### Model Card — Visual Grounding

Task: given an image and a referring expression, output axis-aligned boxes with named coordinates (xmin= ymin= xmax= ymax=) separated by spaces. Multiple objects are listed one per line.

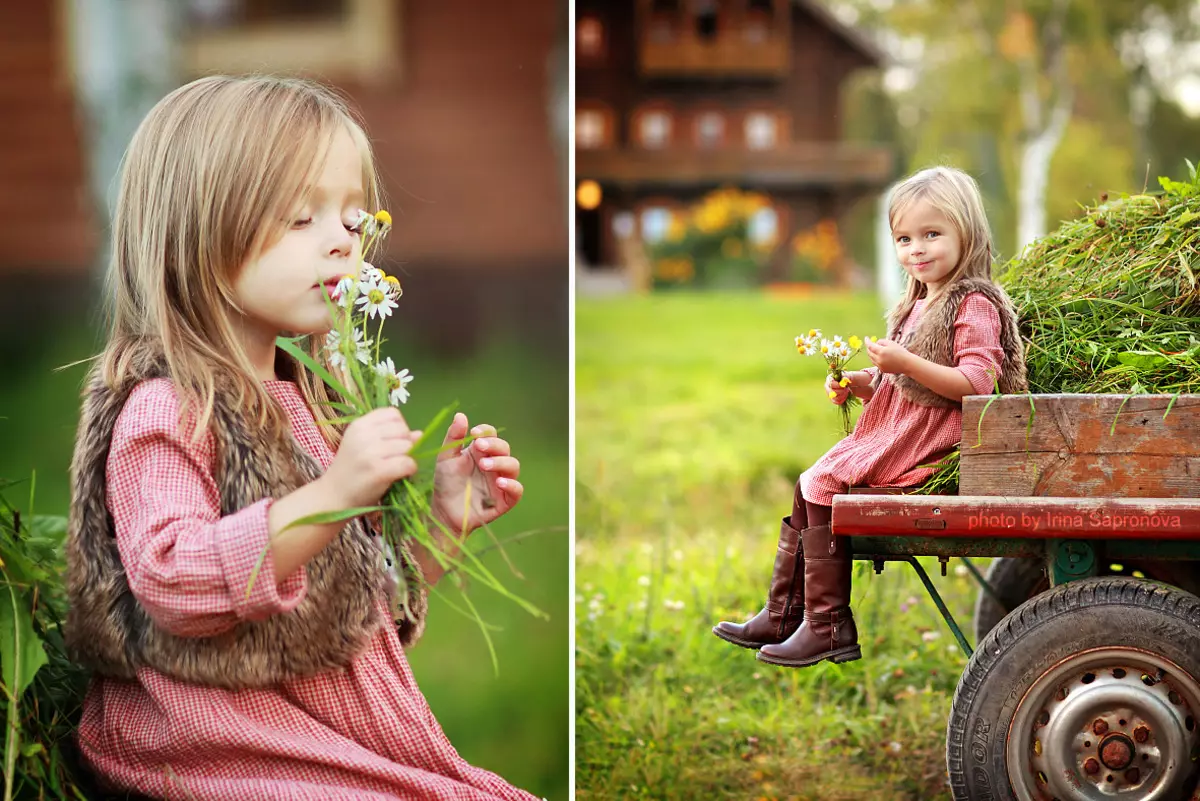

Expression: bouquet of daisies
xmin=794 ymin=328 xmax=874 ymax=436
xmin=256 ymin=209 xmax=543 ymax=670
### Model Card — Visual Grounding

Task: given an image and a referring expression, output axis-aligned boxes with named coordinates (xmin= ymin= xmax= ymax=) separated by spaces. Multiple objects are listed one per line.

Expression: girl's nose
xmin=327 ymin=220 xmax=356 ymax=258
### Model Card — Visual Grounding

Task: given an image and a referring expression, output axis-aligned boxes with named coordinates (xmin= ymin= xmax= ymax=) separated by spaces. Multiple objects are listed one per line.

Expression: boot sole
xmin=755 ymin=644 xmax=862 ymax=668
xmin=710 ymin=626 xmax=770 ymax=650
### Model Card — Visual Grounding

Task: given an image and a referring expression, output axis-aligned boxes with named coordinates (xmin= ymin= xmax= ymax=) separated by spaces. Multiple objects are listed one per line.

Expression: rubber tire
xmin=972 ymin=557 xmax=1049 ymax=648
xmin=972 ymin=558 xmax=1200 ymax=646
xmin=947 ymin=576 xmax=1200 ymax=801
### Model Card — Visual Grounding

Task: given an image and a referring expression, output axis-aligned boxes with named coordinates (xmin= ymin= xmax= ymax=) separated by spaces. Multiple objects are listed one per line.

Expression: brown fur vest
xmin=871 ymin=278 xmax=1028 ymax=408
xmin=64 ymin=347 xmax=427 ymax=690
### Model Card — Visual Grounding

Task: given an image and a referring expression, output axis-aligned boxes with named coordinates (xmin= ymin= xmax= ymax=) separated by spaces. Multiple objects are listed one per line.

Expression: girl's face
xmin=233 ymin=126 xmax=365 ymax=367
xmin=891 ymin=198 xmax=961 ymax=295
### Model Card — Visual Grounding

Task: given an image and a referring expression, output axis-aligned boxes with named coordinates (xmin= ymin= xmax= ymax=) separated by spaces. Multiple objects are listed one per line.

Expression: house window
xmin=640 ymin=206 xmax=674 ymax=244
xmin=692 ymin=0 xmax=719 ymax=40
xmin=577 ymin=15 xmax=605 ymax=60
xmin=636 ymin=109 xmax=673 ymax=149
xmin=744 ymin=0 xmax=774 ymax=44
xmin=695 ymin=111 xmax=725 ymax=149
xmin=745 ymin=112 xmax=779 ymax=150
xmin=576 ymin=107 xmax=611 ymax=149
xmin=649 ymin=0 xmax=680 ymax=42
xmin=181 ymin=0 xmax=399 ymax=82
xmin=748 ymin=205 xmax=780 ymax=249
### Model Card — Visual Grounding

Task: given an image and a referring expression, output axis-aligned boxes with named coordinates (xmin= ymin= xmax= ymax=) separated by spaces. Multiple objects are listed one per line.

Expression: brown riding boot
xmin=712 ymin=518 xmax=805 ymax=649
xmin=756 ymin=524 xmax=861 ymax=667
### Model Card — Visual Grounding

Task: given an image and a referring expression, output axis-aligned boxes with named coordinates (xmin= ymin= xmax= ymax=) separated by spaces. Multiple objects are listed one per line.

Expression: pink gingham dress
xmin=800 ymin=292 xmax=1004 ymax=505
xmin=77 ymin=378 xmax=539 ymax=801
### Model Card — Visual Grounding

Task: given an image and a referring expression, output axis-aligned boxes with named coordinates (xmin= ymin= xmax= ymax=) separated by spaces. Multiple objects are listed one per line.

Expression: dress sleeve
xmin=953 ymin=293 xmax=1006 ymax=396
xmin=106 ymin=380 xmax=307 ymax=638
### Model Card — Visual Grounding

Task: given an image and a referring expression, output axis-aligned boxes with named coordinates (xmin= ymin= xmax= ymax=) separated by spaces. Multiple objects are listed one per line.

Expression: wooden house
xmin=0 ymin=0 xmax=566 ymax=352
xmin=574 ymin=0 xmax=893 ymax=286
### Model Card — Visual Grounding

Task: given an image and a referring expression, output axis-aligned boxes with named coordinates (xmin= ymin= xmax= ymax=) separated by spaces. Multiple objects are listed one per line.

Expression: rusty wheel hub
xmin=1007 ymin=648 xmax=1200 ymax=801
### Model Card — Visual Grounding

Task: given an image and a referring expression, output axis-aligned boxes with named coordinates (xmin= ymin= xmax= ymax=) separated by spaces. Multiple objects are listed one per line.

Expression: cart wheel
xmin=972 ymin=558 xmax=1200 ymax=645
xmin=972 ymin=557 xmax=1049 ymax=646
xmin=947 ymin=577 xmax=1200 ymax=801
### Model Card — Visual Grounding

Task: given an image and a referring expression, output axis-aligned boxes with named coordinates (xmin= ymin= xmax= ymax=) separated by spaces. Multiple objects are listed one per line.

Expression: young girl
xmin=713 ymin=166 xmax=1027 ymax=668
xmin=65 ymin=75 xmax=541 ymax=800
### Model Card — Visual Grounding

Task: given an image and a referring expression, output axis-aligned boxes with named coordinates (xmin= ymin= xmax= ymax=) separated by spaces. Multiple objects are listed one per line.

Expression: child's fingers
xmin=470 ymin=423 xmax=498 ymax=439
xmin=495 ymin=477 xmax=524 ymax=505
xmin=437 ymin=413 xmax=469 ymax=460
xmin=474 ymin=437 xmax=511 ymax=457
xmin=478 ymin=455 xmax=520 ymax=477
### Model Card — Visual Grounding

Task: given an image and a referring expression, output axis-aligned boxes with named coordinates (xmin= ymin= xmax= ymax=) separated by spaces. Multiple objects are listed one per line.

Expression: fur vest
xmin=64 ymin=345 xmax=427 ymax=690
xmin=871 ymin=278 xmax=1028 ymax=408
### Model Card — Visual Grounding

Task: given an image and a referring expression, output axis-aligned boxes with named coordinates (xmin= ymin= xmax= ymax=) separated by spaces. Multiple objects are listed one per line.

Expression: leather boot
xmin=756 ymin=524 xmax=861 ymax=667
xmin=712 ymin=518 xmax=805 ymax=649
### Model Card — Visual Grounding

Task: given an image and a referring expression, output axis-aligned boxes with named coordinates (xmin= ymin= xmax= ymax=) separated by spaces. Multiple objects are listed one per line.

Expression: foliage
xmin=789 ymin=219 xmax=845 ymax=285
xmin=646 ymin=189 xmax=775 ymax=290
xmin=577 ymin=293 xmax=972 ymax=799
xmin=0 ymin=479 xmax=90 ymax=800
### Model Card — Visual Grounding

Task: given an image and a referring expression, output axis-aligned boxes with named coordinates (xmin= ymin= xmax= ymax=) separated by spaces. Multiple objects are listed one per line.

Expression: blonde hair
xmin=885 ymin=166 xmax=996 ymax=335
xmin=97 ymin=74 xmax=383 ymax=448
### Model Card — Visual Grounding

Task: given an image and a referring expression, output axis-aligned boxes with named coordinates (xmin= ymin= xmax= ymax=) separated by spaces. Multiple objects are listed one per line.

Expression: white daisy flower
xmin=325 ymin=328 xmax=373 ymax=369
xmin=382 ymin=274 xmax=403 ymax=301
xmin=360 ymin=264 xmax=385 ymax=284
xmin=819 ymin=338 xmax=833 ymax=356
xmin=374 ymin=357 xmax=414 ymax=405
xmin=832 ymin=335 xmax=844 ymax=345
xmin=329 ymin=274 xmax=357 ymax=308
xmin=356 ymin=279 xmax=399 ymax=320
xmin=353 ymin=209 xmax=378 ymax=237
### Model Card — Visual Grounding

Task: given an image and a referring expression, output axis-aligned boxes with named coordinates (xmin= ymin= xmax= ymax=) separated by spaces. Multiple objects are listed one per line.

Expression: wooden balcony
xmin=576 ymin=144 xmax=894 ymax=190
xmin=638 ymin=34 xmax=790 ymax=78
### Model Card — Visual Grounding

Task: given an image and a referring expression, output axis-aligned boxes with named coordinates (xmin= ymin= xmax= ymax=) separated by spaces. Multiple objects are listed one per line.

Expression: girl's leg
xmin=711 ymin=479 xmax=807 ymax=649
xmin=755 ymin=501 xmax=861 ymax=668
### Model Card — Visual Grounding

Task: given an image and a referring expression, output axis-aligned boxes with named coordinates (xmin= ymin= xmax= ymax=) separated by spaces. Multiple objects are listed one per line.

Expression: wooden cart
xmin=831 ymin=394 xmax=1200 ymax=801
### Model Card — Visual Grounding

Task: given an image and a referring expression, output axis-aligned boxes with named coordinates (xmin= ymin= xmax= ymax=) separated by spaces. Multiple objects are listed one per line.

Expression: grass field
xmin=576 ymin=291 xmax=986 ymax=801
xmin=0 ymin=320 xmax=569 ymax=800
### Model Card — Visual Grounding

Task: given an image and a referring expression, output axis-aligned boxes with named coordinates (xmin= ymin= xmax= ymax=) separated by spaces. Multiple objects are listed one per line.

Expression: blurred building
xmin=0 ymin=0 xmax=567 ymax=354
xmin=575 ymin=0 xmax=892 ymax=287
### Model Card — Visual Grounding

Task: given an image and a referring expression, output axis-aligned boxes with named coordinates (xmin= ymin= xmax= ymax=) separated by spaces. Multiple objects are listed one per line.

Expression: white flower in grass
xmin=637 ymin=575 xmax=651 ymax=587
xmin=374 ymin=357 xmax=414 ymax=405
xmin=356 ymin=279 xmax=399 ymax=320
xmin=663 ymin=599 xmax=685 ymax=612
xmin=325 ymin=328 xmax=372 ymax=369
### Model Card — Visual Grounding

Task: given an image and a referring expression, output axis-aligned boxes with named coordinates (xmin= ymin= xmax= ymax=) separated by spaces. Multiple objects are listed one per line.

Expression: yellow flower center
xmin=374 ymin=210 xmax=393 ymax=225
xmin=368 ymin=288 xmax=385 ymax=304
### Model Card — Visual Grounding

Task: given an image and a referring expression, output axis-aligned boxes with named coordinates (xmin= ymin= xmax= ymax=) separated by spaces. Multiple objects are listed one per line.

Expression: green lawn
xmin=0 ymin=322 xmax=569 ymax=800
xmin=576 ymin=291 xmax=981 ymax=801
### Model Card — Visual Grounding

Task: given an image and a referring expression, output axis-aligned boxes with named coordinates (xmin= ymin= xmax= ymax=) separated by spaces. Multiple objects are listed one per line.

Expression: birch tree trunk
xmin=1014 ymin=0 xmax=1073 ymax=253
xmin=66 ymin=0 xmax=181 ymax=280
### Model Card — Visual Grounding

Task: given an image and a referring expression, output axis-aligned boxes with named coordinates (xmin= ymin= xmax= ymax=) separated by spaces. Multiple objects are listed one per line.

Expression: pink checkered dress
xmin=801 ymin=292 xmax=1005 ymax=505
xmin=77 ymin=378 xmax=538 ymax=801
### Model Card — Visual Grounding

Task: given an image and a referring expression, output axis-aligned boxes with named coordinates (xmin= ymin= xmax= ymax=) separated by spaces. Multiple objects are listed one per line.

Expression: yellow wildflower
xmin=839 ymin=377 xmax=851 ymax=387
xmin=828 ymin=391 xmax=838 ymax=400
xmin=848 ymin=336 xmax=862 ymax=350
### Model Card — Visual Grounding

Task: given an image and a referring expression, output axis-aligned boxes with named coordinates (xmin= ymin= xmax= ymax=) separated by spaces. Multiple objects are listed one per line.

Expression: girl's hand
xmin=866 ymin=338 xmax=915 ymax=375
xmin=322 ymin=407 xmax=418 ymax=509
xmin=825 ymin=374 xmax=852 ymax=406
xmin=431 ymin=412 xmax=523 ymax=536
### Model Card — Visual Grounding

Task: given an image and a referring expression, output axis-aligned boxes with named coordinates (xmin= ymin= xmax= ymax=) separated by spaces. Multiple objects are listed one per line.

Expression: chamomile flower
xmin=374 ymin=357 xmax=414 ymax=405
xmin=353 ymin=209 xmax=378 ymax=237
xmin=325 ymin=328 xmax=372 ymax=369
xmin=360 ymin=265 xmax=385 ymax=285
xmin=819 ymin=339 xmax=832 ymax=356
xmin=356 ymin=279 xmax=399 ymax=320
xmin=330 ymin=274 xmax=356 ymax=308
xmin=383 ymin=274 xmax=403 ymax=300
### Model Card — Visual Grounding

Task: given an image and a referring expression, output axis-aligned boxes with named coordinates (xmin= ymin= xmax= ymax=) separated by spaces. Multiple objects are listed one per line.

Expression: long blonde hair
xmin=885 ymin=166 xmax=996 ymax=336
xmin=98 ymin=74 xmax=383 ymax=448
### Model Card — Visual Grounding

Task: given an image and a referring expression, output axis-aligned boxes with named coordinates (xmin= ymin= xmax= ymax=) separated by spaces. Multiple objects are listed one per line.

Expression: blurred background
xmin=0 ymin=1 xmax=568 ymax=799
xmin=573 ymin=1 xmax=1200 ymax=798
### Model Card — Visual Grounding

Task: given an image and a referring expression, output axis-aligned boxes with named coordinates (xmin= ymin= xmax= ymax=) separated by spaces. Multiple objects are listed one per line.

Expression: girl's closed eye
xmin=291 ymin=217 xmax=312 ymax=229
